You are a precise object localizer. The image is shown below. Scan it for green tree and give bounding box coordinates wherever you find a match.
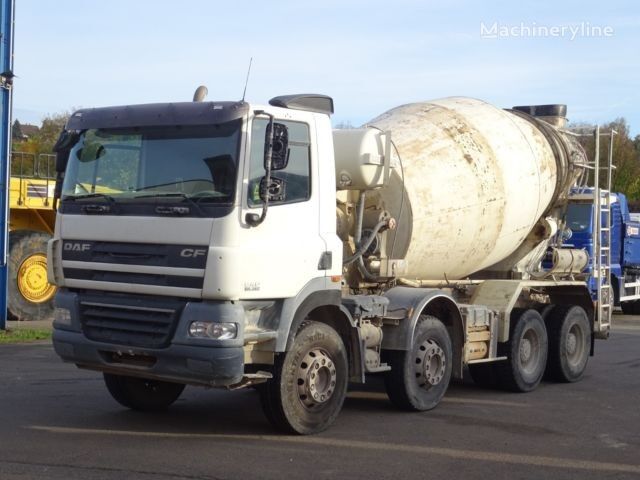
[31,112,70,154]
[12,119,23,139]
[12,111,70,178]
[574,118,640,202]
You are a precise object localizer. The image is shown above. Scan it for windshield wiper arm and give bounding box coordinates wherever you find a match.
[65,193,117,214]
[66,192,116,203]
[133,192,203,215]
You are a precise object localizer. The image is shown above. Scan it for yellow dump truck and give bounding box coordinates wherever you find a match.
[8,152,56,321]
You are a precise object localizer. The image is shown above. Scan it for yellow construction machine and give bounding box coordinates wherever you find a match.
[8,152,56,321]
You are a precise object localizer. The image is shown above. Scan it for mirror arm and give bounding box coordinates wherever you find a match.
[52,172,64,211]
[246,110,275,227]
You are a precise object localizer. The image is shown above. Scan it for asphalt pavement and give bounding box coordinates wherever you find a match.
[0,316,638,480]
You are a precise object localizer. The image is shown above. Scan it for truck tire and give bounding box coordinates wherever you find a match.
[468,303,554,389]
[8,231,56,321]
[258,321,348,434]
[103,374,185,411]
[384,316,452,411]
[545,305,591,383]
[495,309,548,392]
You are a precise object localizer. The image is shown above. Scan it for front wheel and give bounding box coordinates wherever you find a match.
[103,374,185,411]
[384,316,452,411]
[258,321,348,434]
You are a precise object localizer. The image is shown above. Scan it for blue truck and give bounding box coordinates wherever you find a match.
[563,189,640,314]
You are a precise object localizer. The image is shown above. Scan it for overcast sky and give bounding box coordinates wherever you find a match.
[12,0,640,135]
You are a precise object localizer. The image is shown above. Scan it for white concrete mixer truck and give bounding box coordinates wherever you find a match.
[48,93,611,434]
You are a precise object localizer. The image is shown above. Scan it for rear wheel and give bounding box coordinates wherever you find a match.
[8,231,56,321]
[495,309,548,392]
[258,321,348,434]
[545,305,591,382]
[384,316,452,411]
[103,374,185,411]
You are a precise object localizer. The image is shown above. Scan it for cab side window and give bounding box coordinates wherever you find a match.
[248,119,311,206]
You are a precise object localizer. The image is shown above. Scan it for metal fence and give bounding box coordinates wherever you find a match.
[11,151,56,179]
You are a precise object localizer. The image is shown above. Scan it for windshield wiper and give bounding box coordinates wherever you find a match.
[65,192,116,203]
[133,192,203,215]
[65,193,117,214]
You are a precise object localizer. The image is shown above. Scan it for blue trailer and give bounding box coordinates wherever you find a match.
[562,189,640,314]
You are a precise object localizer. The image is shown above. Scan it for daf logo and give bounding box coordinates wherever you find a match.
[180,248,207,258]
[64,242,91,252]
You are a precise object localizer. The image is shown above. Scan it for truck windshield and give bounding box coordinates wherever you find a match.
[565,203,592,233]
[61,121,241,212]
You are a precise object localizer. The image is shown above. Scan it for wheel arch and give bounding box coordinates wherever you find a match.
[276,279,364,383]
[382,286,464,380]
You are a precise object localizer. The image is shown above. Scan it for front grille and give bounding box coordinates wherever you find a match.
[65,268,203,289]
[79,295,185,349]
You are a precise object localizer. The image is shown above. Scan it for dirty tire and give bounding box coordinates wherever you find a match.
[103,374,185,411]
[258,321,348,434]
[468,363,499,389]
[495,309,548,392]
[384,316,452,411]
[8,230,56,321]
[545,305,591,383]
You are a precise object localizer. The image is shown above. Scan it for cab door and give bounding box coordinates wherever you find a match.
[238,111,326,299]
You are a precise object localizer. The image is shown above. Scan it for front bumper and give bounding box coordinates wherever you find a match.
[52,289,245,387]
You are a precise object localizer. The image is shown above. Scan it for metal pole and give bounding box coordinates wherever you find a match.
[0,0,14,330]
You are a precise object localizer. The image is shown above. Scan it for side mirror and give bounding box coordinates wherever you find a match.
[259,176,286,202]
[55,150,69,173]
[52,172,64,211]
[53,129,81,173]
[264,122,289,171]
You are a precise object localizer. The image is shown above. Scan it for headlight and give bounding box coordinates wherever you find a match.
[54,307,72,326]
[189,321,237,340]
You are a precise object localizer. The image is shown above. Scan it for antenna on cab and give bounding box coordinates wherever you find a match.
[241,57,253,102]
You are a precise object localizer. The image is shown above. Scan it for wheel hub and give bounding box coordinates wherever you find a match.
[520,338,533,363]
[17,253,57,303]
[519,328,541,376]
[297,348,337,408]
[415,339,446,387]
[566,332,578,356]
[566,324,585,366]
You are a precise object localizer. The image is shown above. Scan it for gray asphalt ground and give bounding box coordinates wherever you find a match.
[0,316,638,480]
